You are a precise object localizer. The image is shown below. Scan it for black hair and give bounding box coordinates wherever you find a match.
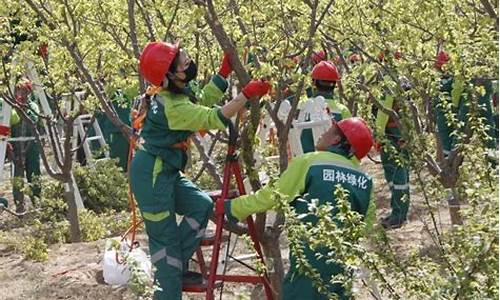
[314,79,336,93]
[338,136,354,157]
[168,52,181,75]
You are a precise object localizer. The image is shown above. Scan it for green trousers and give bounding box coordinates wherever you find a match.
[129,150,213,300]
[381,140,410,222]
[435,99,457,156]
[109,132,129,171]
[283,245,348,300]
[12,141,41,211]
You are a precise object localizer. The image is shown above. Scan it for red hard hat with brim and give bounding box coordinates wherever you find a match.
[311,61,341,82]
[336,117,374,160]
[139,41,179,86]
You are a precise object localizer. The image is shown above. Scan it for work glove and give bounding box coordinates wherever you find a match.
[218,53,233,78]
[241,79,271,100]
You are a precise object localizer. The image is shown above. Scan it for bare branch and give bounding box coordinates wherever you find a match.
[136,0,156,41]
[479,0,499,31]
[164,0,181,40]
[127,0,140,58]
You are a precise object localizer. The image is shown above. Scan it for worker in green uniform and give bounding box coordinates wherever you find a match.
[301,61,351,153]
[434,50,460,156]
[286,60,351,153]
[434,51,498,158]
[464,78,498,152]
[376,78,411,229]
[10,78,41,213]
[130,41,270,300]
[225,117,375,300]
[97,85,136,171]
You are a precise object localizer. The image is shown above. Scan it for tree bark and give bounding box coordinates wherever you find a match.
[261,230,285,298]
[448,188,463,226]
[64,175,81,242]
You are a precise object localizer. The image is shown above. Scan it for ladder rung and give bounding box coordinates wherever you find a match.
[182,281,223,293]
[199,234,229,247]
[86,136,102,141]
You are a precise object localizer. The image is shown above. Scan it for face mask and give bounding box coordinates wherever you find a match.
[182,60,198,83]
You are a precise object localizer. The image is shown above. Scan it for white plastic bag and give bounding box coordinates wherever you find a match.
[102,238,152,285]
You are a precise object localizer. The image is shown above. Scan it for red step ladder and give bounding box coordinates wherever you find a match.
[183,123,274,300]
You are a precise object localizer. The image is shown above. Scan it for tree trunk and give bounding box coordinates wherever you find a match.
[63,175,81,242]
[448,188,463,225]
[262,230,285,299]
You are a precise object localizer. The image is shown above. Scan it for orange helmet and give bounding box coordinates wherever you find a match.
[311,61,341,82]
[337,117,374,160]
[139,42,179,86]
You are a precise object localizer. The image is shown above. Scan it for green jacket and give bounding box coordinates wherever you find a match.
[140,75,230,171]
[97,87,136,139]
[320,92,352,122]
[228,148,375,230]
[374,94,403,142]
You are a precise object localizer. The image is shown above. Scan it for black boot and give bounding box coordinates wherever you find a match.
[182,270,203,285]
[380,215,406,229]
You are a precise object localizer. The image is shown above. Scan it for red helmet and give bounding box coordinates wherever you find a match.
[435,50,450,70]
[311,50,326,65]
[139,42,179,86]
[394,51,402,60]
[337,117,374,160]
[311,61,341,82]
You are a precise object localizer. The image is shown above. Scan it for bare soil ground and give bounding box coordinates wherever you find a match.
[0,155,452,300]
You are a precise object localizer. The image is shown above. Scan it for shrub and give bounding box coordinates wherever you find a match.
[79,210,108,242]
[74,159,129,213]
[20,236,49,262]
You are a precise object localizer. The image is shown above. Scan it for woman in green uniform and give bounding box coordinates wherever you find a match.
[131,41,270,300]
